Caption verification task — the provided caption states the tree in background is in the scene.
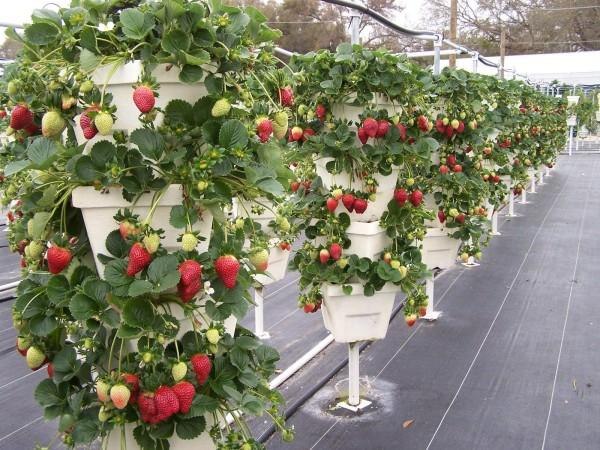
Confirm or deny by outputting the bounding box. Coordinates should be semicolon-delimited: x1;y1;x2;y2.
427;0;600;55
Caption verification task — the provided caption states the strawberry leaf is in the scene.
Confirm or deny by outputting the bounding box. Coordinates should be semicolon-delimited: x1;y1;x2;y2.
122;297;155;329
128;280;153;297
147;255;179;285
176;416;206;440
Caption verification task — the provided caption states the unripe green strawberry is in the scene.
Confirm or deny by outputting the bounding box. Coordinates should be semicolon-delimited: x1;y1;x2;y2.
79;80;94;93
211;98;231;117
7;80;18;96
98;406;111;422
42;111;66;138
110;384;131;410
172;361;188;382
249;248;269;272
16;336;31;356
272;121;288;139
143;233;160;254
206;328;220;345
274;111;288;127
277;216;290;232
95;112;114;135
234;218;244;230
25;241;45;259
96;379;110;402
26;346;46;370
181;233;198;252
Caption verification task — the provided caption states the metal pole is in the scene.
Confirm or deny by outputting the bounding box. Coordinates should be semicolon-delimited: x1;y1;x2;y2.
491;210;501;235
520;186;528;204
433;34;442;75
471;52;479;73
423;274;441;320
254;287;270;340
349;14;360;45
348;342;361;406
449;0;458;67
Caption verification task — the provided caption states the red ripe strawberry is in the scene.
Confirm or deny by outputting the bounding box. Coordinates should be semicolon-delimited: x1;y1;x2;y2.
138;392;158;424
453;164;462;173
362;118;378;138
456;121;465;133
290;126;303;141
465;145;473;153
178;279;201;303
394;188;408;206
0;109;6;118
154;385;179;422
417;115;429;132
190;353;212;386
25;122;39;135
133;86;156;113
126;243;152;277
303;303;316;313
302;128;315;141
172;381;195;414
409;190;423;207
178;259;202;286
214;255;240;289
80;112;92;130
435;119;445;133
455;213;466;224
329;243;342;261
357;127;368;144
315;104;326;120
326;197;338;213
290;181;300;192
405;313;417;327
10;105;33;130
446;154;456;167
121;373;140;404
47;245;72;274
493;175;500;183
396;123;407;141
445;125;454;139
439;165;449;175
256;118;273;143
278;86;294;107
376;120;389;138
418;306;427;317
341;193;355;212
82;126;98;139
353;198;368;214
438;210;446;223
47;362;54;378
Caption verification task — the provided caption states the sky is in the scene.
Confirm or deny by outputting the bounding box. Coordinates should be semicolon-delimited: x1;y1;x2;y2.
0;0;426;43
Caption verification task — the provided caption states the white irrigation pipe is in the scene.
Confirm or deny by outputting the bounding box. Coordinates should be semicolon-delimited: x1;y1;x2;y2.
0;281;19;292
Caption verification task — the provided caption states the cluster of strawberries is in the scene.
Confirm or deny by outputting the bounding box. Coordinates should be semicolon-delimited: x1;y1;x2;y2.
393;188;423;207
326;189;368;215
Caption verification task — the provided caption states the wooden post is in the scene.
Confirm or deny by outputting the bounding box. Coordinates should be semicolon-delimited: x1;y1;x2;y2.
449;0;458;68
499;28;506;79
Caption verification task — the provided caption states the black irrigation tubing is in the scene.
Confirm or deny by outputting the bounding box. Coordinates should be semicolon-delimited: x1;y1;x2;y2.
257;295;408;444
319;0;437;38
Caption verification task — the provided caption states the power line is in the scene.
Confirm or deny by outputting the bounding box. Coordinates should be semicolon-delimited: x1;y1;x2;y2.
266;20;337;24
534;4;600;11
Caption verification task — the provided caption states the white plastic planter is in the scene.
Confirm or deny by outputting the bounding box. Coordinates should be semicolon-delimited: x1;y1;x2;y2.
320;282;401;343
91;61;209;134
424;193;442;228
233;197;276;231
567;95;580;107
596;111;600;122
315;157;399;191
334;188;395;223
253;247;291;286
566;115;577;127
72;185;212;277
331;94;400;124
420;227;461;270
314;221;390;260
106;422;217;450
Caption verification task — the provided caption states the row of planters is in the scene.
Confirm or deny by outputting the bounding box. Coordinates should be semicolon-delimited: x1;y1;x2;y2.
0;1;566;449
283;44;567;340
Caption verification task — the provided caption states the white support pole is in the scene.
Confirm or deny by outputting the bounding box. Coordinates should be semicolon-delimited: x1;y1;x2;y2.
347;342;360;406
423;274;441;320
530;170;537;194
545;166;550;177
520;187;528;204
254;287;270;340
568;126;574;156
538;170;544;185
507;182;516;217
433;35;442;76
349;14;360;45
471;52;479;73
491;210;501;235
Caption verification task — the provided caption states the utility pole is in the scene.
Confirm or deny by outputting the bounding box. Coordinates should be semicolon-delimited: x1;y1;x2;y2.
499;27;506;79
449;0;458;67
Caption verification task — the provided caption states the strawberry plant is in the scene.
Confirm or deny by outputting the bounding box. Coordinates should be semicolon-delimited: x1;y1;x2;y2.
1;1;295;448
